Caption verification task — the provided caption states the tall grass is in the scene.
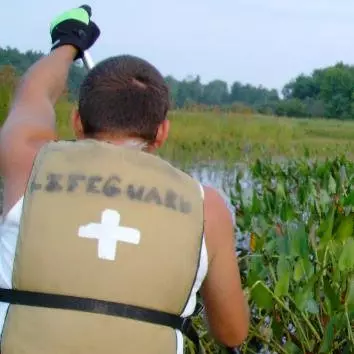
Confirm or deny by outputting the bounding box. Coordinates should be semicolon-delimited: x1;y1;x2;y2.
54;101;354;166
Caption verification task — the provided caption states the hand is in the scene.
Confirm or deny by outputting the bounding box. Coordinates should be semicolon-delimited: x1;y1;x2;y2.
49;5;100;60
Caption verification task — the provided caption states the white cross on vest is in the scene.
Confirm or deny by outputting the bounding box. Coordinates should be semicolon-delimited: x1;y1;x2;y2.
77;209;141;261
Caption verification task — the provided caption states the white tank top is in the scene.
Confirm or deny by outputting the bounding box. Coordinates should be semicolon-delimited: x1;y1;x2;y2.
0;196;24;334
0;192;208;353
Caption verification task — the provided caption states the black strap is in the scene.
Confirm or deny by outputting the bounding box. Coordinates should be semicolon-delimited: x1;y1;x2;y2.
225;348;242;353
0;288;202;353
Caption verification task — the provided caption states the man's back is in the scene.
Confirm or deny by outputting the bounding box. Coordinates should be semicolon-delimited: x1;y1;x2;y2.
1;139;208;353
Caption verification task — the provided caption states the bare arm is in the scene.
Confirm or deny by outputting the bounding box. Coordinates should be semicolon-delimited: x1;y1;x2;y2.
0;46;77;213
200;186;249;347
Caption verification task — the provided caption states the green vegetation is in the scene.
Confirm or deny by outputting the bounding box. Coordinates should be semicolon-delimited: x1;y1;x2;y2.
237;155;354;353
186;155;354;353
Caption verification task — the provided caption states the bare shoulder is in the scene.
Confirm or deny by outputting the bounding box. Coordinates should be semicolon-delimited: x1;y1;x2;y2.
203;185;231;220
202;185;234;261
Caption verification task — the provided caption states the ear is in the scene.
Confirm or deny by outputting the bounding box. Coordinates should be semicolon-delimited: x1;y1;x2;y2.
71;107;84;139
148;119;170;151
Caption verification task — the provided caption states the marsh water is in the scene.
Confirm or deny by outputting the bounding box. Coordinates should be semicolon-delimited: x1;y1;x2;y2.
187;162;251;250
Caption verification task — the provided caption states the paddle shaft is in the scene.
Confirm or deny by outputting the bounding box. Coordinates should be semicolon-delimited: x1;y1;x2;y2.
82;51;94;70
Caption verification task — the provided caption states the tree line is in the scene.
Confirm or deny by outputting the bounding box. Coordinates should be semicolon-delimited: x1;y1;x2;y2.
1;46;354;119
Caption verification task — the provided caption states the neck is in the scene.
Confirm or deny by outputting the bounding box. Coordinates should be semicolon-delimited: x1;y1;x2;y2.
83;135;149;151
119;139;149;150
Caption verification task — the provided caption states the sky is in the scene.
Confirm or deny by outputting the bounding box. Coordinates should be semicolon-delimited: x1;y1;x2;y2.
2;0;354;91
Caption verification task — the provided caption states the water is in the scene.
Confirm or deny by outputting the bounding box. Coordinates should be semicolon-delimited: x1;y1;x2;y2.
187;162;251;249
188;163;237;209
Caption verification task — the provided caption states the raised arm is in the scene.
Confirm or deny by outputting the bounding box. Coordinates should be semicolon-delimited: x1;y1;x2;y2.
0;5;100;214
0;46;77;154
201;186;249;348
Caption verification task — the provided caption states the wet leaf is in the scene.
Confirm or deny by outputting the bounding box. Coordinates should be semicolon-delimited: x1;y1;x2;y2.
342;343;354;354
328;174;337;194
294;287;311;311
277;255;289;278
334;214;354;243
284;341;302;354
243;212;252;230
319;189;331;210
274;271;290;297
252;215;269;237
241;188;253;209
345;274;354;311
293;257;314;283
323;278;340;314
319;318;335;353
306;298;319;314
271;319;283;342
277;233;291;256
236;216;245;230
264;238;277;255
343;190;354;206
251;282;274;311
289;222;309;258
247;255;265;286
318;206;335;248
340;164;348;186
338;238;354;272
293;259;304;283
251;190;261;214
276;179;285;200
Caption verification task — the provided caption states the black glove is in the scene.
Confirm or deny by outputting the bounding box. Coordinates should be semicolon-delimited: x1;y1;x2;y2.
49;5;100;60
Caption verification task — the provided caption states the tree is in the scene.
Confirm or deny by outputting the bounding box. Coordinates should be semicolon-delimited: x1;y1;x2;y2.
0;65;17;123
201;80;229;105
5;45;354;120
0;46;86;100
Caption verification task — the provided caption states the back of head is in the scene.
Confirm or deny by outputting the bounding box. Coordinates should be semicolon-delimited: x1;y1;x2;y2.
78;55;170;142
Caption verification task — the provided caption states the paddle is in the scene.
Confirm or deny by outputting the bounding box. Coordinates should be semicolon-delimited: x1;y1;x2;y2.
82;50;94;70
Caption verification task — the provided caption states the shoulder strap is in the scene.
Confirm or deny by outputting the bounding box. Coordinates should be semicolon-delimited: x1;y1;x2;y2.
0;288;202;353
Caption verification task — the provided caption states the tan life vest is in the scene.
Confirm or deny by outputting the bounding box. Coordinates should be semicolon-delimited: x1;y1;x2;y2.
0;139;205;354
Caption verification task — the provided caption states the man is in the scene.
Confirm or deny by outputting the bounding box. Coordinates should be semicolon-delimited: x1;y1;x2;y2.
0;5;249;354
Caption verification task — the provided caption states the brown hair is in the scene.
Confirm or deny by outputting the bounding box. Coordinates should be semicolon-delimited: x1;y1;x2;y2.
78;55;170;142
